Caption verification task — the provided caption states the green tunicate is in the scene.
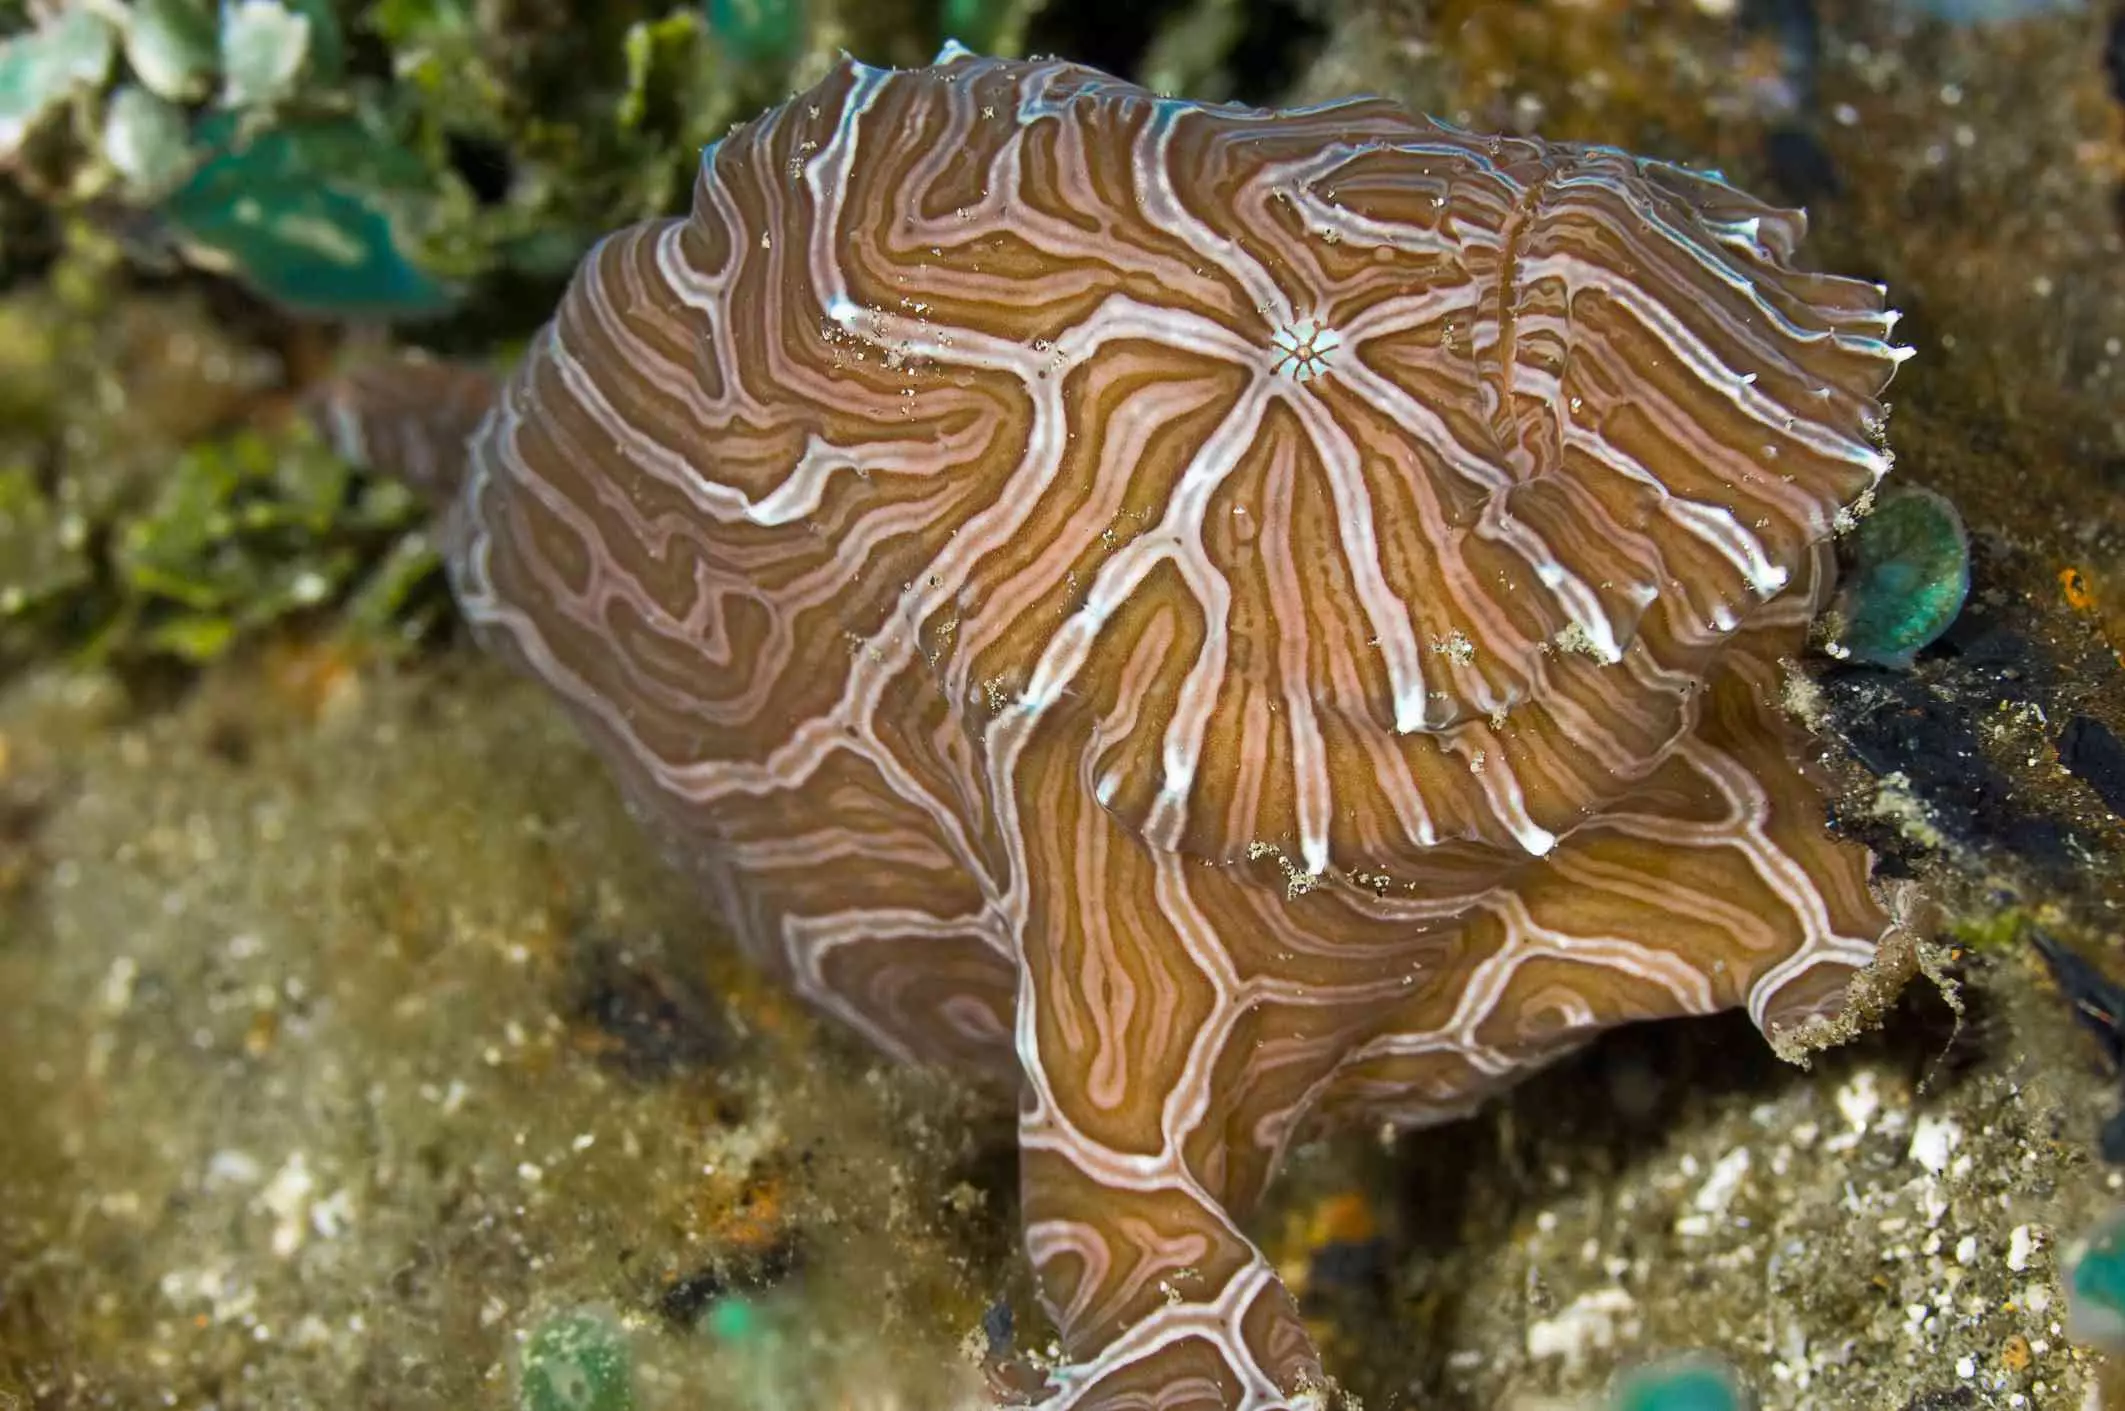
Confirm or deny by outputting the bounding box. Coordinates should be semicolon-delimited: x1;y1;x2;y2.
0;6;116;160
162;114;456;318
123;0;218;102
102;85;196;200
519;1308;636;1411
704;0;806;66
1613;1359;1747;1411
2069;1214;2125;1348
1828;485;1970;669
219;0;313;109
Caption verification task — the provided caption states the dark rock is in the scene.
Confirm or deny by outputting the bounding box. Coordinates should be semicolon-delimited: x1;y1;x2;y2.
2032;929;2125;1163
2060;714;2125;818
982;1299;1014;1355
567;945;731;1081
653;1239;798;1326
1823;656;2071;871
2034;929;2125;1070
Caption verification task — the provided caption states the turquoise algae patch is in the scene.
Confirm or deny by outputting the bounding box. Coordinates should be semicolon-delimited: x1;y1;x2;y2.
516;1289;873;1411
164;111;457;319
2068;1212;2125;1349
519;1307;637;1411
1825;486;1972;669
1613;1358;1750;1411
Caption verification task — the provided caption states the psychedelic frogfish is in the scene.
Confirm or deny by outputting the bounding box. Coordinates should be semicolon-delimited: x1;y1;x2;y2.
318;47;1922;1410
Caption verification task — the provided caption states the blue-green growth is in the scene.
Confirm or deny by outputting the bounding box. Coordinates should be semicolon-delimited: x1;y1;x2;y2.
519;1307;636;1411
1613;1359;1748;1411
2069;1213;2125;1349
1896;0;2084;21
1829;486;1969;669
701;1295;764;1343
161;113;456;319
705;0;807;67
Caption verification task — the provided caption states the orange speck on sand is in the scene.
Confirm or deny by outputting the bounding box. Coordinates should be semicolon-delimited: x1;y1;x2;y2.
261;639;363;721
243;1008;279;1057
706;1176;788;1253
1309;1192;1379;1248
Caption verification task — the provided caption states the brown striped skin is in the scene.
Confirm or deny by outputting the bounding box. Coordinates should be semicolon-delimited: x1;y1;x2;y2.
333;49;1917;1408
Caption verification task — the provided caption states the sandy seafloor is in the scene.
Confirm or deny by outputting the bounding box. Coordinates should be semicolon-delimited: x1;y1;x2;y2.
6;1;2125;1409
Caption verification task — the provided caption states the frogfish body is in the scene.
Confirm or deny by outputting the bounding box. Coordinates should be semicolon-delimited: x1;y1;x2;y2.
322;46;1918;1410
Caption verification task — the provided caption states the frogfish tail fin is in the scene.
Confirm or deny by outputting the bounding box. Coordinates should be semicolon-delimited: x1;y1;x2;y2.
306;354;501;511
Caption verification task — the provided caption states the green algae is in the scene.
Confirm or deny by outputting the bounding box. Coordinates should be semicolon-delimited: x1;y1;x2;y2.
0;0;1003;675
109;426;437;661
0;0;1036;677
3;1;453;317
0;227;443;672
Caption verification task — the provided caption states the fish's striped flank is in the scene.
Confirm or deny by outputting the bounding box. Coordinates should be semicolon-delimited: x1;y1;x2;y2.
346;48;1920;1409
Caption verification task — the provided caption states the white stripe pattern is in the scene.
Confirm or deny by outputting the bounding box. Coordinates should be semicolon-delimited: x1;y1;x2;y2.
324;48;1917;1411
